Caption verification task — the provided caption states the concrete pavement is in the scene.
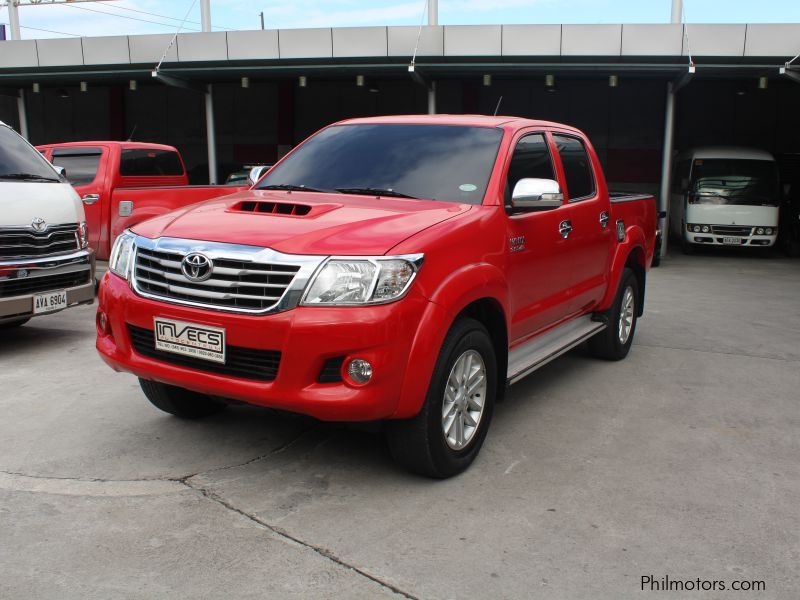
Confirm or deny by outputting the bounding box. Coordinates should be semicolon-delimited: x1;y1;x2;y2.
1;252;799;599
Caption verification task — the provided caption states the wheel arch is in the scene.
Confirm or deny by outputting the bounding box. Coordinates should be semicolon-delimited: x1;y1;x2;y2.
395;264;509;418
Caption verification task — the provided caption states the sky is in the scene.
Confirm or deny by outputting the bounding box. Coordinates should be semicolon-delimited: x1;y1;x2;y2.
1;0;800;39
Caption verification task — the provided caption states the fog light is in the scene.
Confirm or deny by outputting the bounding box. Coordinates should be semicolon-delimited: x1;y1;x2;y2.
756;227;765;235
347;359;373;384
97;311;110;335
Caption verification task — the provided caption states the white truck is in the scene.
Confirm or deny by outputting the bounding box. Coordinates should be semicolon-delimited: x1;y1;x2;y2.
670;147;780;253
0;122;95;329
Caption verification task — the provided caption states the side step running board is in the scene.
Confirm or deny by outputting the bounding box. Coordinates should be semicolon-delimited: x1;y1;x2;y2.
507;315;606;385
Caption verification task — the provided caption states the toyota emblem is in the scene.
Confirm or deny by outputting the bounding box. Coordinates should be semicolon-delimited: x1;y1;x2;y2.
31;217;47;232
181;253;214;282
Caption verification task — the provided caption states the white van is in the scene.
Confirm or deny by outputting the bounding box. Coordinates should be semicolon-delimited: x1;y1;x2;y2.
0;122;95;329
669;147;780;252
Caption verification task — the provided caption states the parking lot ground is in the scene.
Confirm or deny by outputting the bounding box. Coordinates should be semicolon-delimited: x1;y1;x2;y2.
1;251;799;600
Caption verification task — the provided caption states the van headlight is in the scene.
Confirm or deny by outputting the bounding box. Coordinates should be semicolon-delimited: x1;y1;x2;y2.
77;221;89;249
301;255;423;306
109;231;136;280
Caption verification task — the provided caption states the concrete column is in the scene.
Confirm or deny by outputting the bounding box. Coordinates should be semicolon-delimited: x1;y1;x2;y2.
8;0;21;40
658;82;676;258
200;1;216;183
427;81;436;115
428;0;438;26
205;84;218;184
16;89;29;139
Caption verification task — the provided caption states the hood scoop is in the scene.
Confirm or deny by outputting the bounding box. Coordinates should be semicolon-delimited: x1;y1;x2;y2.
233;200;313;217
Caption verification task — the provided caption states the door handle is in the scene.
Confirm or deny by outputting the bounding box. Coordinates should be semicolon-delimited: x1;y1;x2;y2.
81;194;100;205
599;211;609;229
559;220;573;239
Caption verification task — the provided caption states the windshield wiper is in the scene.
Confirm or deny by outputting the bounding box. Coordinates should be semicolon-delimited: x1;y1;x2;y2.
335;187;418;199
259;183;334;194
0;172;60;182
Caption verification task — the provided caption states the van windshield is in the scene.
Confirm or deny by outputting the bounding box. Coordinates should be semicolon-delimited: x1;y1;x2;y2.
0;125;60;182
256;124;504;204
690;159;779;207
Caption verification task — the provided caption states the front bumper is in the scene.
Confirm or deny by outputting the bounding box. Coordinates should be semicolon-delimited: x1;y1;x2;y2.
0;249;95;322
684;231;777;247
96;272;431;421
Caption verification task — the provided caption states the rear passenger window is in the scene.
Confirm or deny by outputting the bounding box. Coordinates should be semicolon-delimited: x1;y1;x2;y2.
52;148;102;186
553;135;595;201
120;149;184;177
505;134;556;204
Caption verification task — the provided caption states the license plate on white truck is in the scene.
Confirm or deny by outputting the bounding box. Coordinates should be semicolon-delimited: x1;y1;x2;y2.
33;290;68;314
154;317;226;364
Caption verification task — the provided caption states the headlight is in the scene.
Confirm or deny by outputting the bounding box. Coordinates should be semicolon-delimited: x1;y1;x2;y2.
301;255;422;306
77;221;89;249
109;231;136;280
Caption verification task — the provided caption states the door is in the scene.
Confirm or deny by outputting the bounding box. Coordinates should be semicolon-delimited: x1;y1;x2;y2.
51;146;108;252
551;134;611;314
504;132;577;343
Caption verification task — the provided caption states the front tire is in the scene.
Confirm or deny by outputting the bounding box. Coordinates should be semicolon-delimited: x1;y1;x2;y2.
139;379;227;419
589;268;639;361
386;317;497;478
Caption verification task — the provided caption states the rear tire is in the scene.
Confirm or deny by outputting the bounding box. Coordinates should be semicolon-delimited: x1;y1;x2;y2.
0;318;30;330
589;268;638;361
386;317;497;478
139;378;227;419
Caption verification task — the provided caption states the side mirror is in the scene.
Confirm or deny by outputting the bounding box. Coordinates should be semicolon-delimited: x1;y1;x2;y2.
53;165;66;178
247;165;270;186
511;178;563;212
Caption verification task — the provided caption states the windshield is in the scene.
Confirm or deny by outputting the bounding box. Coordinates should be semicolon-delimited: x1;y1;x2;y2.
256;124;504;204
0;125;61;182
690;159;779;206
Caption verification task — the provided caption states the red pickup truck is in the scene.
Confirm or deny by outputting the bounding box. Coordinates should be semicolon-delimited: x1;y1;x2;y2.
96;115;657;478
37;142;245;260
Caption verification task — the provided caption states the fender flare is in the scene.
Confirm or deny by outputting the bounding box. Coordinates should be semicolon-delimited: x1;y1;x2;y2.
599;224;647;311
394;263;509;418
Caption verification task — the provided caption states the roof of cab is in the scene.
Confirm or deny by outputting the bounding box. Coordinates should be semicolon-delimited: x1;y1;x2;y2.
683;146;775;161
336;114;582;133
35;140;180;152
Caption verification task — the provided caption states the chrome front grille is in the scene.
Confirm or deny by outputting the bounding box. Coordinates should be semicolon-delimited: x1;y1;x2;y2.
0;252;92;299
134;246;303;312
711;225;753;236
0;224;79;258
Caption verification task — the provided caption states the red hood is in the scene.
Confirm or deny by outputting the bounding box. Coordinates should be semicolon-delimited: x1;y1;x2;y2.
130;190;471;255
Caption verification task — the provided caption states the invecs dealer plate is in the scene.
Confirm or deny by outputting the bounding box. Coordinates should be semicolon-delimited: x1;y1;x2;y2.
154;317;226;364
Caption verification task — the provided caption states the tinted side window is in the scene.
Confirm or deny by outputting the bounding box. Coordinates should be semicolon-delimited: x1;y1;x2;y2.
553;135;595;201
52;148;102;186
120;149;183;176
506;134;556;203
